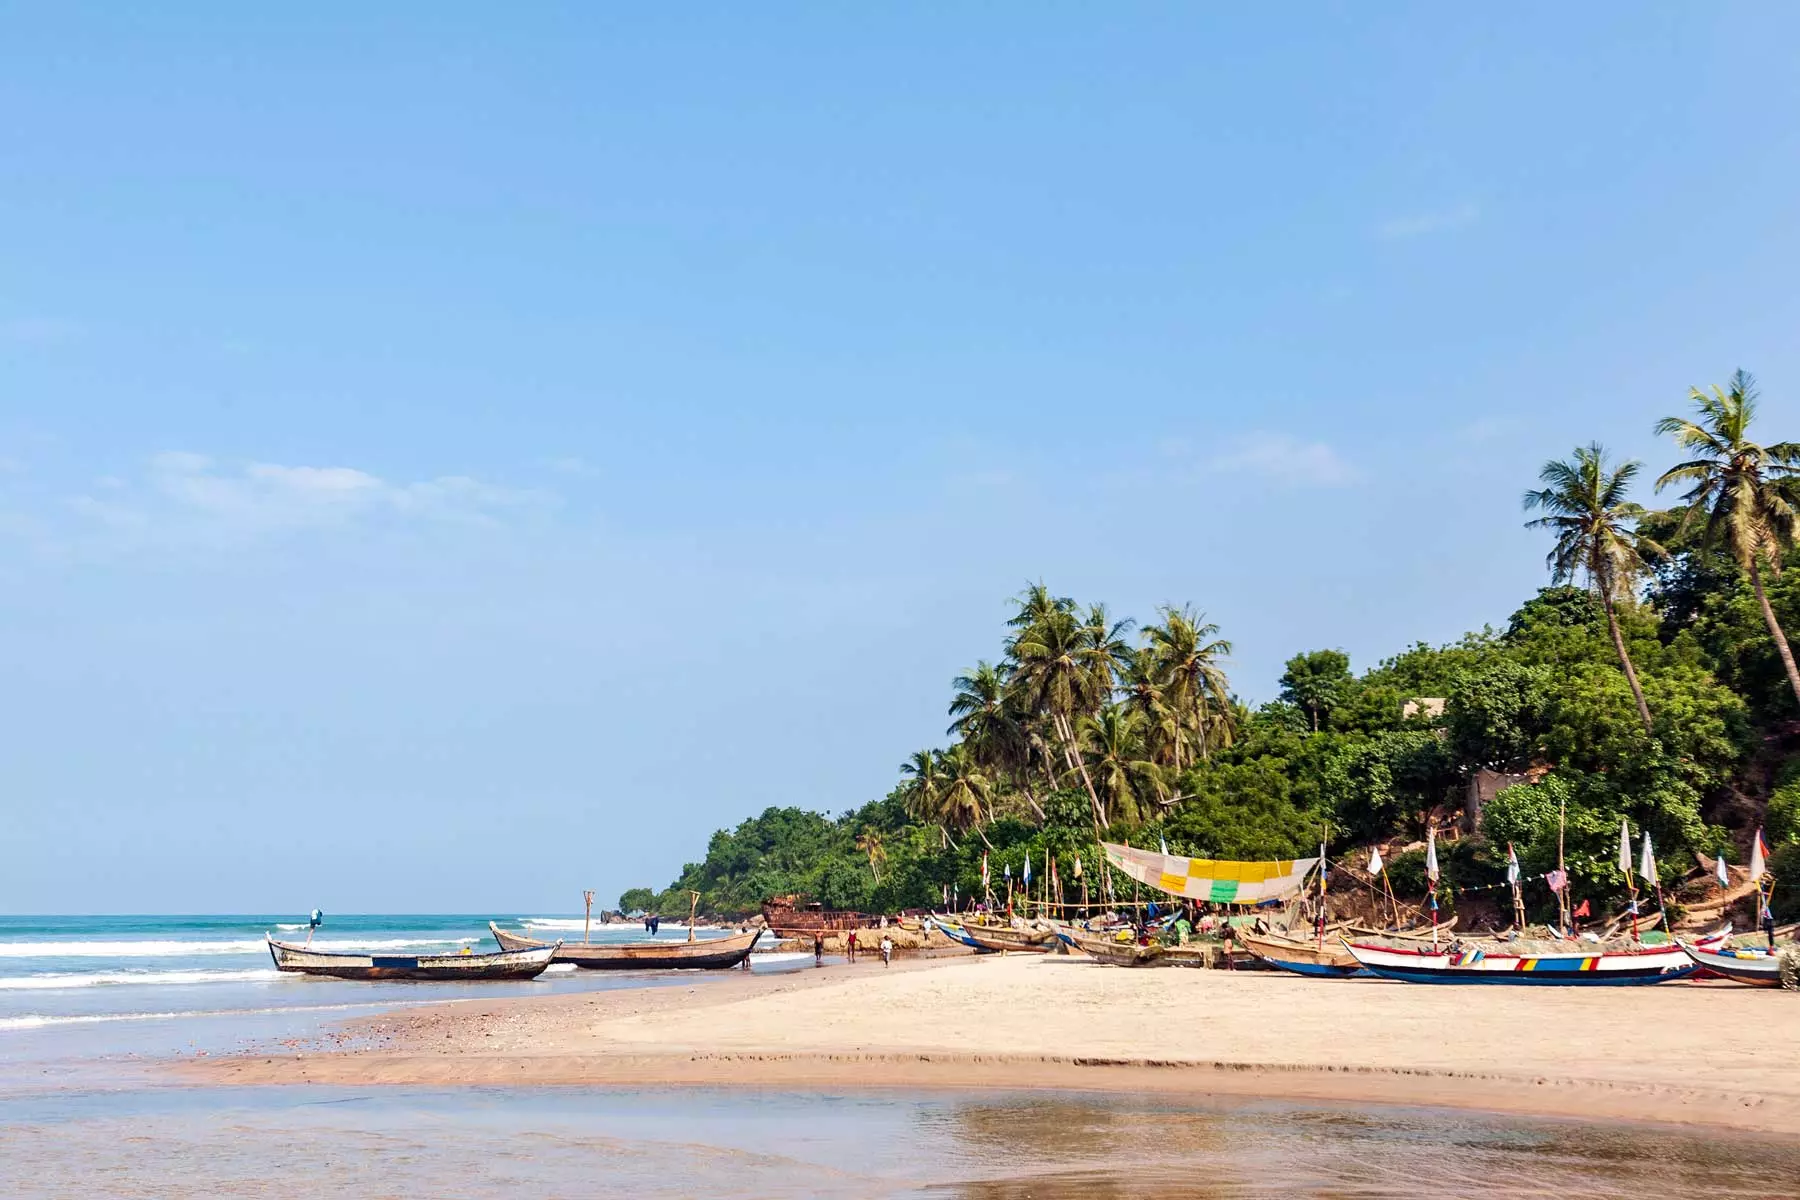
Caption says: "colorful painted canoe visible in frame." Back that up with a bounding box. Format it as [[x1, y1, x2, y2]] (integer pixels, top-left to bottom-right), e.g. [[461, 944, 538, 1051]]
[[1677, 941, 1782, 988], [1240, 931, 1363, 978], [1343, 940, 1696, 986], [267, 936, 557, 981], [489, 922, 762, 970]]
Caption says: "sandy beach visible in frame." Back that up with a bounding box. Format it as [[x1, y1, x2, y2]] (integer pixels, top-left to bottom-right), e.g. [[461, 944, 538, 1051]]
[[191, 953, 1800, 1135]]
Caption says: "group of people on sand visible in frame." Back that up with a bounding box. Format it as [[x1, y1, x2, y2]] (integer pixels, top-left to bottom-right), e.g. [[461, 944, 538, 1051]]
[[814, 928, 892, 968]]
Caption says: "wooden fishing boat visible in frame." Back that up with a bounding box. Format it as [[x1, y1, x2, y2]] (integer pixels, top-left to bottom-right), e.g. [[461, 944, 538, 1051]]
[[1240, 930, 1363, 978], [489, 922, 762, 970], [938, 919, 1055, 953], [1676, 941, 1783, 988], [266, 935, 557, 981], [1063, 930, 1165, 966], [1346, 916, 1458, 942], [1343, 939, 1697, 985]]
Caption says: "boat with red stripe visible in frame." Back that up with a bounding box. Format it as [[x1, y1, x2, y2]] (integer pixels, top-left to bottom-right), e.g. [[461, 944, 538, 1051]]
[[1342, 939, 1697, 985]]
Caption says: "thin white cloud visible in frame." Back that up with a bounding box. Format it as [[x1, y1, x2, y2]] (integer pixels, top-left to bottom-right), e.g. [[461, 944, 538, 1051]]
[[1376, 202, 1479, 241], [65, 452, 552, 546], [1205, 433, 1360, 487]]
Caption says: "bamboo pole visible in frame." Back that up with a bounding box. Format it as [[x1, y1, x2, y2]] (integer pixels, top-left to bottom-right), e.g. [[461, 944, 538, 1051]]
[[583, 890, 595, 945]]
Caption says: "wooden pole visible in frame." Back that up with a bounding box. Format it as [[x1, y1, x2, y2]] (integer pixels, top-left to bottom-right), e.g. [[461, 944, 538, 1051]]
[[583, 890, 595, 944], [1556, 792, 1570, 933], [687, 890, 699, 944]]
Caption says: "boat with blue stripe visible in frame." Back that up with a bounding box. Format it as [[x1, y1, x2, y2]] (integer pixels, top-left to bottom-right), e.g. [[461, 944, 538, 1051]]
[[1343, 939, 1697, 985]]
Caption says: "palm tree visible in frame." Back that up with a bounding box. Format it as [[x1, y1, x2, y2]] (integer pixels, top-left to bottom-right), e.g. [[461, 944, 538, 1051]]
[[1119, 648, 1181, 767], [1143, 605, 1234, 763], [1075, 705, 1165, 828], [1523, 443, 1661, 733], [899, 749, 944, 826], [1008, 605, 1110, 829], [1656, 370, 1800, 705], [1007, 580, 1074, 630], [936, 743, 993, 835], [855, 828, 887, 884], [947, 661, 1041, 819], [1077, 603, 1135, 700]]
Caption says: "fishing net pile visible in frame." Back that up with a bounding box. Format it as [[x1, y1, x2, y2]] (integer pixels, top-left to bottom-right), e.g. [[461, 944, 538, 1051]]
[[1780, 946, 1800, 991]]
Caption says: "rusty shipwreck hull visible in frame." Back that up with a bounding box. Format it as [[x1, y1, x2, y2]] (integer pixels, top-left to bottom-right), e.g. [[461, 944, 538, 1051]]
[[760, 895, 878, 936]]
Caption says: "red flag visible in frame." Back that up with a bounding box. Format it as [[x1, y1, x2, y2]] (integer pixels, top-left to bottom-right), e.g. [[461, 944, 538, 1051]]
[[1573, 899, 1591, 918]]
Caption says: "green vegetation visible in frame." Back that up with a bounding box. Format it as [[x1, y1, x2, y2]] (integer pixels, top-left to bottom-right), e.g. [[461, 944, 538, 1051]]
[[626, 372, 1800, 923]]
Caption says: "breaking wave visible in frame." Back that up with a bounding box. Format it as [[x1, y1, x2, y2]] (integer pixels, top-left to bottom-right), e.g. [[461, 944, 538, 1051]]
[[0, 938, 477, 959], [0, 968, 284, 991]]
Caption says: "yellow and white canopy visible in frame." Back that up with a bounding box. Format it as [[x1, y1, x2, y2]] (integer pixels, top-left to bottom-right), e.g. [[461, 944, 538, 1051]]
[[1102, 843, 1318, 905]]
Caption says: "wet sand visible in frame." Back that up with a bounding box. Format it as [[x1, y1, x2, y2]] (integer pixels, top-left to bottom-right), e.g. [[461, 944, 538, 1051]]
[[189, 954, 1800, 1134]]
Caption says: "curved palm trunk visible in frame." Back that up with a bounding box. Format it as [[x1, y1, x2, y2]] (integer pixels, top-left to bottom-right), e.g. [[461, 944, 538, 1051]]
[[1750, 559, 1800, 706], [1601, 592, 1653, 734], [1053, 712, 1109, 832]]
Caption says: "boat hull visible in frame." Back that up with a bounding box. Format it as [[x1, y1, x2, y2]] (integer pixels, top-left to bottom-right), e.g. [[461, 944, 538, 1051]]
[[1344, 940, 1697, 986], [1062, 930, 1165, 966], [267, 937, 556, 981], [490, 923, 762, 970], [935, 919, 1052, 953], [1678, 942, 1782, 987], [1240, 932, 1363, 978]]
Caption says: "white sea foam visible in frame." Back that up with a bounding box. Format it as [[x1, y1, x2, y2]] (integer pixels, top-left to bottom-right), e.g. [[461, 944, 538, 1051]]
[[0, 999, 420, 1031], [0, 968, 283, 991], [0, 937, 476, 958], [519, 919, 591, 931], [542, 963, 578, 974]]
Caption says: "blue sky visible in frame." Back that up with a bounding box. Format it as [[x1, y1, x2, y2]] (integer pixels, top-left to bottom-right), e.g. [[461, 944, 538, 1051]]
[[4, 6, 1798, 912]]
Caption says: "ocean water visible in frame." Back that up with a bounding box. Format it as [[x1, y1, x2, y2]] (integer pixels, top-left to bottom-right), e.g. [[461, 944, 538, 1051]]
[[0, 913, 802, 1077], [4, 917, 1795, 1197], [1, 1086, 1794, 1198]]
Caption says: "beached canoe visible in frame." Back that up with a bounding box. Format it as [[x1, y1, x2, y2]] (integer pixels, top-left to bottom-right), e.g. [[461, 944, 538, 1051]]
[[489, 922, 762, 970], [1240, 930, 1363, 978], [1343, 939, 1696, 985], [1062, 930, 1165, 966], [266, 936, 557, 981], [1345, 917, 1458, 943], [1677, 941, 1783, 988], [936, 919, 1055, 953]]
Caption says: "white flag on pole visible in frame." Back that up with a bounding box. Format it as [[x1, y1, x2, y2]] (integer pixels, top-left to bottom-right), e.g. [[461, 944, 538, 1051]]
[[1425, 827, 1439, 884], [1368, 846, 1383, 875], [1716, 852, 1730, 888], [1638, 832, 1656, 884], [1618, 819, 1632, 875], [1159, 835, 1169, 856], [1506, 844, 1520, 885], [1750, 829, 1768, 882]]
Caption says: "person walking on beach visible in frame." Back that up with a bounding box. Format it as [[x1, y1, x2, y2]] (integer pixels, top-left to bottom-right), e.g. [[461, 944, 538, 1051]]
[[1764, 901, 1778, 950], [813, 933, 824, 967], [1221, 919, 1237, 970], [846, 929, 858, 964], [880, 934, 893, 967]]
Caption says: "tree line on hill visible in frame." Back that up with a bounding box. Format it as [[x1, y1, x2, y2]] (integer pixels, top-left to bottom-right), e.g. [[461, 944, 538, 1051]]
[[624, 371, 1800, 924]]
